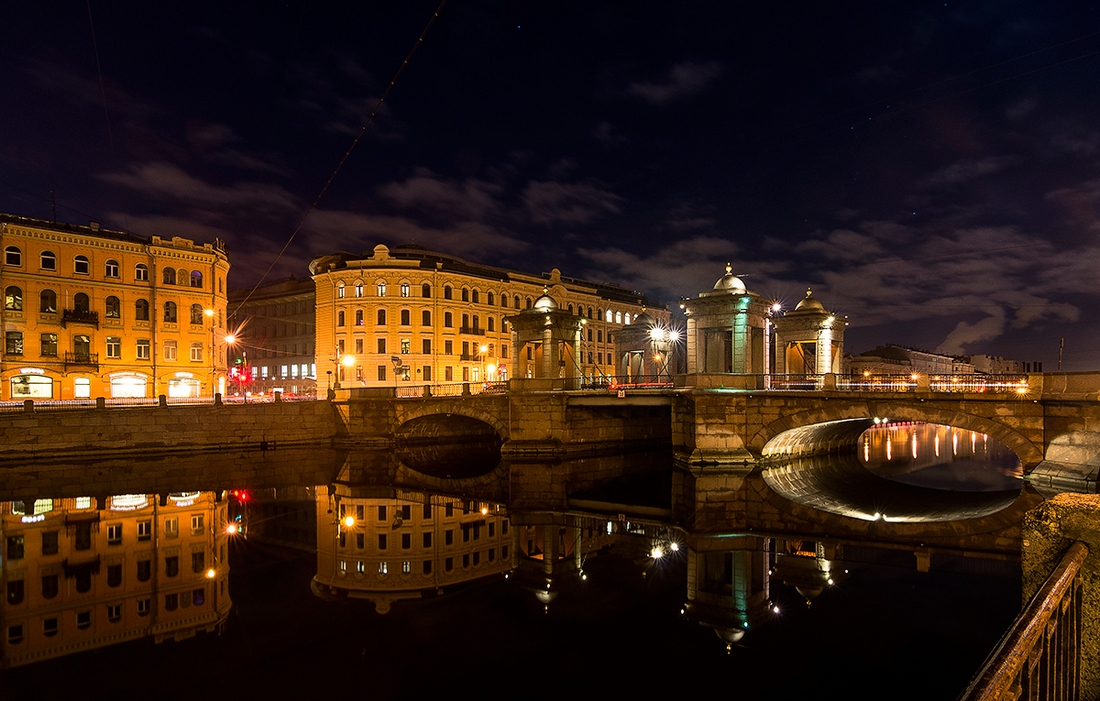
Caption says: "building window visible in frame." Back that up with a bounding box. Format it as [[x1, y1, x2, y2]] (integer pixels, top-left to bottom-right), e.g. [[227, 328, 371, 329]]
[[488, 317, 495, 332], [423, 532, 432, 547], [401, 339, 410, 354], [400, 309, 410, 325], [74, 522, 92, 549], [40, 251, 56, 270], [137, 560, 151, 582], [472, 290, 480, 304], [44, 618, 58, 636], [138, 520, 151, 540], [423, 560, 433, 574], [105, 295, 121, 318], [422, 283, 431, 297], [422, 339, 432, 354], [4, 246, 21, 266], [444, 557, 453, 572], [6, 331, 23, 356], [165, 594, 178, 611], [422, 310, 431, 326], [444, 312, 452, 327], [135, 263, 148, 281], [107, 523, 122, 544], [106, 337, 122, 359], [164, 340, 177, 361], [137, 339, 151, 360], [190, 343, 203, 362], [164, 301, 177, 323], [377, 365, 386, 381], [401, 533, 411, 549], [192, 551, 205, 573], [445, 366, 453, 381], [190, 270, 203, 288], [444, 340, 453, 355], [356, 309, 364, 326], [337, 284, 345, 298], [378, 562, 388, 575], [165, 555, 179, 577], [74, 255, 90, 275], [377, 338, 386, 354], [377, 282, 386, 297], [107, 604, 121, 622], [488, 291, 495, 305], [77, 610, 91, 628], [191, 514, 204, 534], [502, 343, 509, 359], [107, 564, 122, 587], [402, 561, 411, 574], [42, 574, 58, 599], [355, 338, 364, 354], [163, 268, 176, 285], [378, 534, 387, 550], [400, 283, 410, 297], [137, 598, 150, 616], [105, 259, 119, 278], [377, 309, 386, 325], [337, 310, 345, 327], [135, 298, 150, 321], [8, 625, 23, 644], [39, 289, 57, 313], [7, 580, 24, 605], [190, 303, 204, 324], [445, 529, 453, 546], [462, 288, 469, 302], [444, 285, 452, 300], [42, 530, 58, 554], [4, 286, 21, 311], [377, 505, 387, 521]]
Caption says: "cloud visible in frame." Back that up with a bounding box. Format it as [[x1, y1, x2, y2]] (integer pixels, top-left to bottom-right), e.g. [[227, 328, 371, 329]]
[[376, 169, 502, 221], [98, 162, 299, 214], [1044, 179, 1100, 233], [627, 60, 724, 105], [522, 180, 623, 225], [921, 156, 1020, 188], [938, 309, 1007, 355]]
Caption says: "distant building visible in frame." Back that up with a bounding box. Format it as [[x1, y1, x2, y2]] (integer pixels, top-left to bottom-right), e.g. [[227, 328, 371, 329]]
[[0, 214, 230, 400], [226, 276, 316, 397], [0, 492, 231, 667], [850, 345, 964, 376], [966, 354, 1027, 374], [309, 244, 665, 388]]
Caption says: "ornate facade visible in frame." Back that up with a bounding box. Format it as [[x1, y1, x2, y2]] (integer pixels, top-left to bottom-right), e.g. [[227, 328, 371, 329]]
[[310, 245, 666, 388], [0, 214, 230, 400]]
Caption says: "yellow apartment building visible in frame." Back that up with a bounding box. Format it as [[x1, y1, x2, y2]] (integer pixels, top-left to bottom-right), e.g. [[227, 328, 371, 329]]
[[0, 214, 230, 400], [309, 244, 669, 389], [0, 491, 231, 668]]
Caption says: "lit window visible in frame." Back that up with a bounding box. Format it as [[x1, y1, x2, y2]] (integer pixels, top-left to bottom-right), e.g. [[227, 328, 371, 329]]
[[137, 339, 151, 360], [377, 282, 386, 297], [163, 340, 177, 361], [400, 283, 410, 297], [106, 337, 122, 359], [337, 284, 346, 299], [107, 523, 122, 544], [190, 343, 203, 362], [402, 561, 411, 574], [378, 562, 388, 575]]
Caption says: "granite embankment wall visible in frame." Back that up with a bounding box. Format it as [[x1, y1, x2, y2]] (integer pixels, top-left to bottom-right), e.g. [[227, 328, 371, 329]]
[[0, 400, 345, 463]]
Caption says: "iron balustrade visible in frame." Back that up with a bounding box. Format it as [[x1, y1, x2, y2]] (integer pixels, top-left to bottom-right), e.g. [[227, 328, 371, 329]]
[[959, 541, 1087, 701], [63, 352, 99, 370], [60, 309, 99, 328]]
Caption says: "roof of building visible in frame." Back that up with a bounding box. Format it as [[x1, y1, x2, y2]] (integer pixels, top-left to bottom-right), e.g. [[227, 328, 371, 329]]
[[794, 288, 825, 312], [1, 212, 148, 246], [712, 263, 747, 294]]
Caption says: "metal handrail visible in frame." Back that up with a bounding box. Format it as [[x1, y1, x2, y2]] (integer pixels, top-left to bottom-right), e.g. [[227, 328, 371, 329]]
[[959, 541, 1088, 701]]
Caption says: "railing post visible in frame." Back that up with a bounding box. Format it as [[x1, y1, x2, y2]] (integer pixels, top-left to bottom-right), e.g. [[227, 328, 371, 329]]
[[422, 384, 432, 398], [274, 390, 282, 402], [158, 394, 167, 407], [462, 382, 471, 396], [22, 399, 34, 413], [822, 373, 836, 390], [214, 392, 222, 406], [95, 397, 106, 410]]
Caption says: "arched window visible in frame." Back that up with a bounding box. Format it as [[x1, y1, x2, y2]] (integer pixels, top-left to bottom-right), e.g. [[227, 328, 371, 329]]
[[422, 283, 431, 298], [400, 283, 410, 297], [337, 283, 346, 299], [190, 304, 204, 324], [135, 299, 150, 321], [73, 293, 90, 313], [164, 301, 177, 323], [462, 313, 470, 329], [163, 268, 176, 285], [502, 295, 508, 308], [4, 246, 21, 266], [40, 251, 56, 271], [337, 311, 345, 327], [190, 270, 203, 288], [177, 269, 187, 286], [472, 290, 479, 304], [377, 282, 386, 297], [106, 296, 121, 319], [355, 283, 364, 298], [587, 307, 593, 319], [615, 311, 622, 324], [4, 286, 22, 311], [135, 263, 148, 281], [40, 290, 57, 314], [105, 259, 120, 278], [444, 286, 453, 300], [488, 317, 495, 332], [461, 288, 469, 302], [568, 304, 574, 314], [514, 295, 521, 308], [355, 309, 364, 326], [525, 297, 532, 309], [487, 292, 495, 306], [377, 309, 386, 325], [73, 255, 90, 275]]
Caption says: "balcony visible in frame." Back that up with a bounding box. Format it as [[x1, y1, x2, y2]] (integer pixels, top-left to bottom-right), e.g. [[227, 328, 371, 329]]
[[64, 352, 99, 370], [61, 308, 99, 329], [459, 326, 485, 336]]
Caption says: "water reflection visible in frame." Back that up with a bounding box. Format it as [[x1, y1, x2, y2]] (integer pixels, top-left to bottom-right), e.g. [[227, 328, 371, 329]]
[[860, 423, 1023, 490], [0, 492, 231, 668]]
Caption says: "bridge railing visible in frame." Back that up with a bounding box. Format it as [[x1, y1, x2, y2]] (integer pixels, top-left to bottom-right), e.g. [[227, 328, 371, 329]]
[[959, 541, 1087, 701], [837, 374, 917, 392], [393, 381, 510, 399], [929, 374, 1029, 394]]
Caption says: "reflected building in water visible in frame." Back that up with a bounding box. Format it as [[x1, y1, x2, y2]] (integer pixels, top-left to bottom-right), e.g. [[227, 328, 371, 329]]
[[0, 492, 231, 668]]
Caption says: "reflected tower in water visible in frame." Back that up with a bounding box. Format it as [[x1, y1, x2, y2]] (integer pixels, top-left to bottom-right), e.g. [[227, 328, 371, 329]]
[[0, 492, 231, 668]]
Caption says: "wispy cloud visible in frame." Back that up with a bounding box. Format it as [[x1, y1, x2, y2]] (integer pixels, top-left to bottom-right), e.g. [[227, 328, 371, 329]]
[[522, 180, 623, 225], [627, 60, 724, 105], [98, 162, 299, 214]]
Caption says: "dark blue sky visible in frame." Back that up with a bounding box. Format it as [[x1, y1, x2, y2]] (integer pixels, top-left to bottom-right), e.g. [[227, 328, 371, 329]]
[[3, 1, 1100, 368]]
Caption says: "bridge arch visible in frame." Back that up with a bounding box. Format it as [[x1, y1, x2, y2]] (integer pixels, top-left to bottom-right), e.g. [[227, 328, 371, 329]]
[[391, 396, 510, 443], [754, 401, 1044, 467]]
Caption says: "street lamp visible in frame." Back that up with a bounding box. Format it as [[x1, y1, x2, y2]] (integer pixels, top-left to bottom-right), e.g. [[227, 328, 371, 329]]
[[204, 308, 219, 398], [478, 344, 488, 383]]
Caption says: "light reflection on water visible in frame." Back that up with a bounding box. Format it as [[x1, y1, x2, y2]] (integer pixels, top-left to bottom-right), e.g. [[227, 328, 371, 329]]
[[859, 422, 1023, 492]]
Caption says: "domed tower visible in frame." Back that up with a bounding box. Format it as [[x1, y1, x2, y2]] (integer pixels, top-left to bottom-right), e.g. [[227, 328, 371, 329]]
[[506, 288, 585, 381], [772, 288, 846, 375], [680, 264, 772, 374]]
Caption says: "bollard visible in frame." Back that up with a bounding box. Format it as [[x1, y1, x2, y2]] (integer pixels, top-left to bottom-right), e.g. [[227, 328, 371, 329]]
[[158, 394, 167, 407], [462, 382, 471, 396], [95, 397, 106, 410], [274, 390, 282, 402], [214, 393, 222, 406], [23, 399, 33, 413], [422, 384, 432, 398]]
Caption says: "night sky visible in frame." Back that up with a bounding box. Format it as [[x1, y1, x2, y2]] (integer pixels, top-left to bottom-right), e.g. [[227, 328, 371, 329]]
[[3, 2, 1100, 368]]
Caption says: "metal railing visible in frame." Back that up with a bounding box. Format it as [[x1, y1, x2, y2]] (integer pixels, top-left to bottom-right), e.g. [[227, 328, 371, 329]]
[[959, 541, 1087, 701], [394, 381, 510, 399], [930, 374, 1029, 393]]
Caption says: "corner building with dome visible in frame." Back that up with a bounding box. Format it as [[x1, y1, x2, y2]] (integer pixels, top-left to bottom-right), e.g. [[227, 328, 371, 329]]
[[310, 245, 668, 389]]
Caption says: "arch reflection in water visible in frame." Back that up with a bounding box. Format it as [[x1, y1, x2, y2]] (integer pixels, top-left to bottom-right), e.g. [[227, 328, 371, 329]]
[[859, 423, 1022, 491], [0, 492, 231, 668]]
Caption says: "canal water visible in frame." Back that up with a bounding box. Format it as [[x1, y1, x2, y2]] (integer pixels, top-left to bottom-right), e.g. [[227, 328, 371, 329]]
[[0, 423, 1027, 700]]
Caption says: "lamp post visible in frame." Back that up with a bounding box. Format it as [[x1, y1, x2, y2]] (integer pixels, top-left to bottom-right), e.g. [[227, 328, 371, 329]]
[[478, 344, 488, 383]]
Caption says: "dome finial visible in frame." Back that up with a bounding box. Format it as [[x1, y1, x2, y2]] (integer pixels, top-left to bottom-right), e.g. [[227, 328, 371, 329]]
[[725, 262, 732, 274], [806, 287, 813, 297]]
